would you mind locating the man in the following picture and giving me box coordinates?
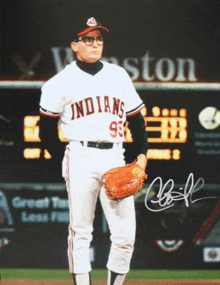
[39,17,148,285]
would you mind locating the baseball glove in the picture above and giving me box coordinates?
[102,161,146,200]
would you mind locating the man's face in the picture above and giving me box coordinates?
[71,29,104,63]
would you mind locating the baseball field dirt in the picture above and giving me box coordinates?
[1,280,220,285]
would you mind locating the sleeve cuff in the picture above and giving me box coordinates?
[126,103,145,117]
[40,106,62,118]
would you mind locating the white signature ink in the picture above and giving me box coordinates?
[145,173,217,212]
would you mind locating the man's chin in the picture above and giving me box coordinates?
[88,55,101,63]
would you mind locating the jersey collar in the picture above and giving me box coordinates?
[76,59,103,76]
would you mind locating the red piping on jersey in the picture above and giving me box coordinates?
[126,105,145,117]
[39,110,61,118]
[65,146,75,273]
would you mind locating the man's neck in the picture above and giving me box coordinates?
[76,58,103,75]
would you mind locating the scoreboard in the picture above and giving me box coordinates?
[23,106,187,160]
[1,83,220,186]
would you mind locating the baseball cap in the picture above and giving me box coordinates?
[74,17,109,40]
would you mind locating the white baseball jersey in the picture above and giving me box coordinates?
[40,60,144,142]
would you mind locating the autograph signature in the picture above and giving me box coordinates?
[145,173,217,212]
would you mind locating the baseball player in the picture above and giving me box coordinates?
[39,17,148,285]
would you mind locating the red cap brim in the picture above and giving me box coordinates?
[77,26,109,36]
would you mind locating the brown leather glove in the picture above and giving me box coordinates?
[102,161,147,200]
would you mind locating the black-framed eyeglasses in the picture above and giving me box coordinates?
[78,36,104,46]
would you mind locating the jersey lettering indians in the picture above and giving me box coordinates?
[70,96,124,120]
[40,61,144,142]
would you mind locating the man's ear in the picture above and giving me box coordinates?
[71,41,78,52]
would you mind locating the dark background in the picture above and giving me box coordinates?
[1,0,220,81]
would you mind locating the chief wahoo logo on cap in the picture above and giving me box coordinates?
[87,17,97,27]
[77,17,109,37]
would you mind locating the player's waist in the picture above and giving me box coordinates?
[71,140,122,150]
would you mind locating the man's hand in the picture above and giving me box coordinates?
[136,154,147,171]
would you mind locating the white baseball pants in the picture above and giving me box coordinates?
[63,141,136,274]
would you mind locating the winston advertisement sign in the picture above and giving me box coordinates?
[1,0,220,82]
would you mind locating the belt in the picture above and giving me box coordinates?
[80,141,117,149]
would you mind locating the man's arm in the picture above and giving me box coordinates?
[39,114,66,161]
[126,112,148,170]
